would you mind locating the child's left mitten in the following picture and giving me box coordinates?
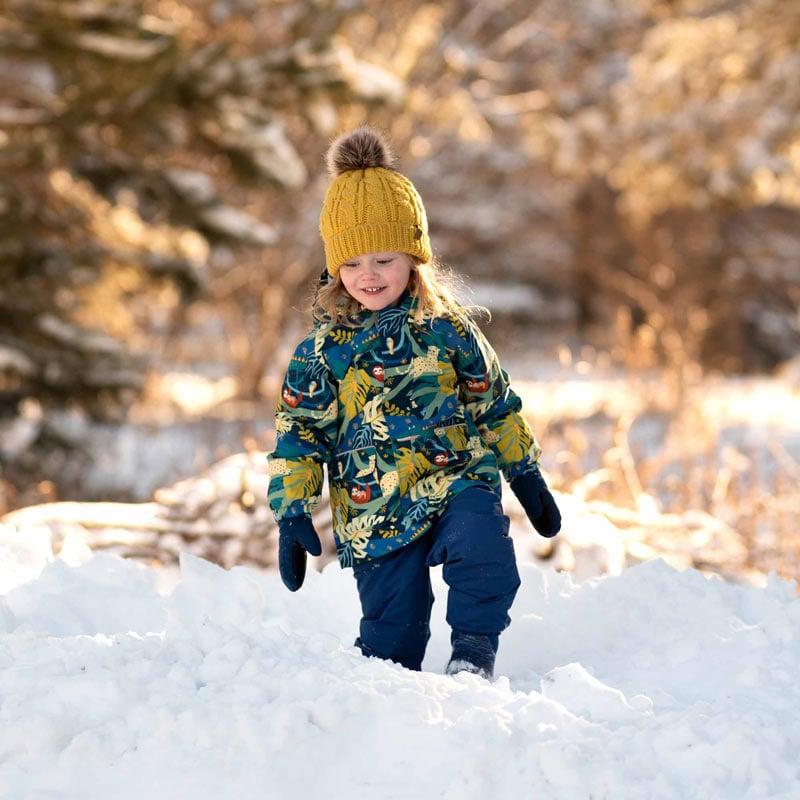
[277,516,322,591]
[510,468,561,538]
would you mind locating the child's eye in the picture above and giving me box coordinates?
[343,262,358,269]
[377,259,394,265]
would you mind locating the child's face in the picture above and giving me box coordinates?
[338,252,412,311]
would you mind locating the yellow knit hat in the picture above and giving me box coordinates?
[319,126,432,276]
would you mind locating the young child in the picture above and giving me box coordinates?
[267,126,561,679]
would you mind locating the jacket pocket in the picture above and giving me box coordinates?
[427,422,473,470]
[331,446,384,509]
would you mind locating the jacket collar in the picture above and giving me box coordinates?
[376,291,415,319]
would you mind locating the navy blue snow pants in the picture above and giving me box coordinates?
[352,483,521,671]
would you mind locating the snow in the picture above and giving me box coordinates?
[1,520,799,799]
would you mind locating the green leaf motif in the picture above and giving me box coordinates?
[395,446,431,494]
[282,457,321,503]
[339,364,371,420]
[331,329,356,345]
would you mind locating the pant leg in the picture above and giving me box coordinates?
[426,483,521,639]
[353,535,434,671]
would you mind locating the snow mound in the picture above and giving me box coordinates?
[1,525,799,799]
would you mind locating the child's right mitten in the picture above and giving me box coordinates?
[510,468,562,538]
[277,516,322,591]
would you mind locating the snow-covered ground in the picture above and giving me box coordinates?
[1,521,799,799]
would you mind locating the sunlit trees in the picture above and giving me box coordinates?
[422,0,800,371]
[4,0,798,412]
[0,0,405,415]
[2,0,799,524]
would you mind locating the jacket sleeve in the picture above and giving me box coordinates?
[436,315,542,482]
[267,329,338,521]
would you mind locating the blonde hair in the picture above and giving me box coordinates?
[312,256,488,328]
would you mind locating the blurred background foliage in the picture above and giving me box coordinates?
[1,0,799,577]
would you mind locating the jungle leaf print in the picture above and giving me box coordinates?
[298,428,318,444]
[282,457,321,503]
[411,381,449,416]
[437,359,457,394]
[339,364,371,419]
[407,498,430,524]
[349,530,372,560]
[275,412,293,434]
[369,411,390,442]
[305,352,329,381]
[352,427,374,450]
[395,446,431,494]
[383,400,406,417]
[330,484,350,521]
[377,306,408,339]
[409,472,449,503]
[449,315,467,342]
[361,395,383,425]
[491,414,530,466]
[338,540,354,568]
[330,328,355,345]
[438,423,469,452]
[313,327,328,356]
[341,513,386,559]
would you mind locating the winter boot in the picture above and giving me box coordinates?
[445,632,496,680]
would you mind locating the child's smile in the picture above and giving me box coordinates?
[339,252,412,311]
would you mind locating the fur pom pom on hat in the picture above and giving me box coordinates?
[326,126,397,176]
[319,126,432,275]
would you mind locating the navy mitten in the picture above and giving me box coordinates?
[510,468,562,538]
[277,516,322,591]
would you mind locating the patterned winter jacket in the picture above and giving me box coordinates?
[267,293,542,568]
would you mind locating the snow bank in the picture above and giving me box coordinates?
[1,524,798,799]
